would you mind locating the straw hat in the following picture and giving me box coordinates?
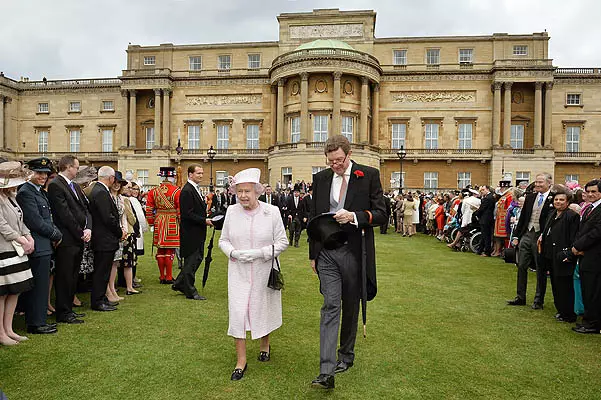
[0,161,28,189]
[73,166,98,185]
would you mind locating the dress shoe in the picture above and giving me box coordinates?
[126,290,141,295]
[555,315,577,323]
[27,325,58,334]
[105,300,119,307]
[231,364,247,381]
[572,325,600,334]
[57,315,84,324]
[187,294,207,301]
[311,374,335,389]
[171,284,184,293]
[506,298,526,306]
[132,282,143,289]
[531,303,544,310]
[46,323,57,329]
[92,304,117,312]
[70,311,86,318]
[160,279,166,284]
[163,279,174,284]
[334,360,353,374]
[258,346,271,362]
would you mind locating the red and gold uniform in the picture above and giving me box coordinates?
[494,187,513,242]
[146,168,181,283]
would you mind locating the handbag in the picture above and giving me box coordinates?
[267,244,284,291]
[11,240,25,257]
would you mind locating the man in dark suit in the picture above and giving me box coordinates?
[473,185,495,256]
[88,166,124,312]
[309,135,387,389]
[507,173,554,309]
[258,184,279,207]
[172,164,213,300]
[17,157,62,334]
[571,179,601,334]
[279,188,290,230]
[300,185,314,233]
[380,193,391,234]
[47,155,92,324]
[287,188,303,247]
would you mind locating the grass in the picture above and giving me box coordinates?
[1,231,601,399]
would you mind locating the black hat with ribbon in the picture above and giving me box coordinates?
[307,212,348,250]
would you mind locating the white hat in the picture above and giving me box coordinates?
[0,161,27,189]
[228,168,264,195]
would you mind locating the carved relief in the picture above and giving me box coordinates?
[382,74,490,82]
[343,80,354,95]
[315,79,328,93]
[291,81,300,96]
[512,91,524,104]
[289,24,363,39]
[174,78,270,87]
[185,94,262,107]
[391,91,476,103]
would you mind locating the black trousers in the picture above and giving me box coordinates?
[23,255,51,327]
[380,215,390,234]
[174,247,204,298]
[478,223,493,255]
[91,250,116,308]
[289,217,302,245]
[54,245,83,320]
[549,264,576,320]
[580,269,601,329]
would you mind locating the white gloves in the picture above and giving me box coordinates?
[230,249,264,263]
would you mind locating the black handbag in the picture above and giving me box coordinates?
[268,244,284,291]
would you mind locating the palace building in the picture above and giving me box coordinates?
[1,8,600,191]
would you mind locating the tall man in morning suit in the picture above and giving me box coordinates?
[287,188,303,247]
[172,164,213,300]
[47,155,92,324]
[309,135,387,389]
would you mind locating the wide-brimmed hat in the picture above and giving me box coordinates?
[228,168,264,195]
[73,166,97,185]
[0,161,28,189]
[307,212,348,250]
[114,170,127,184]
[26,157,53,173]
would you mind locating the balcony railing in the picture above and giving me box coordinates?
[512,148,535,155]
[493,59,554,68]
[555,68,601,75]
[380,148,487,155]
[271,48,381,68]
[555,151,601,157]
[21,151,118,160]
[179,148,268,156]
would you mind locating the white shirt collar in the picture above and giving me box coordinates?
[97,181,110,192]
[59,173,72,186]
[335,161,353,178]
[187,179,199,190]
[591,198,601,209]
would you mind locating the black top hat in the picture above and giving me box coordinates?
[27,157,53,173]
[210,213,225,230]
[114,170,127,184]
[158,166,176,178]
[307,212,348,250]
[499,180,512,188]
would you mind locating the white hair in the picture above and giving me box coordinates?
[97,166,115,179]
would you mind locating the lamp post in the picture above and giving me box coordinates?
[207,145,217,190]
[397,145,407,194]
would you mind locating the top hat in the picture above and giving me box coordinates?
[0,161,28,189]
[499,180,512,188]
[27,157,53,173]
[158,166,176,178]
[210,213,225,230]
[114,170,127,184]
[307,212,348,250]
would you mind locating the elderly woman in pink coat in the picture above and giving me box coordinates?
[218,168,288,381]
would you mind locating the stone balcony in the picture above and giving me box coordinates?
[169,148,269,162]
[21,151,119,162]
[379,148,492,162]
[554,151,601,164]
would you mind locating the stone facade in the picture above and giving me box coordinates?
[1,8,601,191]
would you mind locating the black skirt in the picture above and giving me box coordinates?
[0,250,33,296]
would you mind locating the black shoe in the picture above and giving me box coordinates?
[556,315,577,323]
[506,298,526,306]
[231,364,247,381]
[46,323,57,329]
[294,243,299,248]
[160,279,166,284]
[27,325,58,334]
[334,361,353,374]
[311,374,335,389]
[70,312,86,318]
[126,290,141,295]
[258,346,271,362]
[56,315,84,324]
[92,304,117,312]
[187,294,207,300]
[105,300,119,307]
[572,325,600,334]
[171,284,184,293]
[163,279,174,284]
[531,303,544,310]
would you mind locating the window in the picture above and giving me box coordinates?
[313,115,328,142]
[218,55,231,70]
[282,167,292,186]
[312,166,326,175]
[291,116,300,143]
[565,174,579,183]
[189,56,202,71]
[38,131,48,152]
[143,56,156,65]
[188,125,200,150]
[424,172,438,189]
[341,116,353,142]
[246,124,259,149]
[137,169,149,186]
[393,50,407,65]
[391,172,405,189]
[458,172,471,189]
[145,127,155,149]
[458,123,473,149]
[38,103,49,113]
[216,171,227,187]
[102,129,113,152]
[566,126,580,152]
[248,54,260,69]
[69,129,80,152]
[516,171,530,185]
[426,49,440,65]
[102,100,114,111]
[513,45,528,56]
[510,124,524,149]
[391,123,406,149]
[425,123,439,149]
[566,93,581,105]
[69,101,81,112]
[459,49,473,63]
[217,125,229,149]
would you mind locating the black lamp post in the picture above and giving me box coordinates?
[207,145,217,190]
[175,138,183,155]
[397,145,407,194]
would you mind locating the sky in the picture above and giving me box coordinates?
[1,0,599,80]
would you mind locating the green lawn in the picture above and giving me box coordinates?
[2,231,601,400]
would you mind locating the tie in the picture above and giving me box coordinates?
[537,193,544,207]
[583,205,593,220]
[69,182,79,199]
[339,174,348,203]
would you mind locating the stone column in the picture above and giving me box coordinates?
[534,82,543,148]
[121,90,129,148]
[162,89,171,149]
[276,79,285,144]
[544,82,553,148]
[128,90,137,147]
[270,86,277,146]
[300,72,309,142]
[0,95,5,150]
[502,82,513,148]
[491,82,502,148]
[332,71,342,137]
[154,89,162,148]
[371,83,380,145]
[360,77,369,144]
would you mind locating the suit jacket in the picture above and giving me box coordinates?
[179,182,208,258]
[0,194,31,253]
[309,162,387,301]
[513,191,555,239]
[16,182,62,257]
[287,195,303,220]
[540,209,580,276]
[258,193,279,207]
[573,204,601,272]
[88,182,122,252]
[300,194,313,223]
[47,175,92,247]
[474,192,495,226]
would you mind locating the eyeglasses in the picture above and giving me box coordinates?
[326,154,348,166]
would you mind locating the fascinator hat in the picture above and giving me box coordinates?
[227,168,265,195]
[0,161,28,189]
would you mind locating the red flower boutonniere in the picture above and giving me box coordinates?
[354,170,364,178]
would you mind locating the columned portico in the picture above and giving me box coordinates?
[371,83,379,145]
[544,82,553,148]
[491,82,502,148]
[360,77,369,144]
[154,89,162,148]
[332,71,342,137]
[276,79,285,143]
[300,72,309,142]
[162,89,171,149]
[128,90,137,147]
[502,82,513,148]
[534,82,543,148]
